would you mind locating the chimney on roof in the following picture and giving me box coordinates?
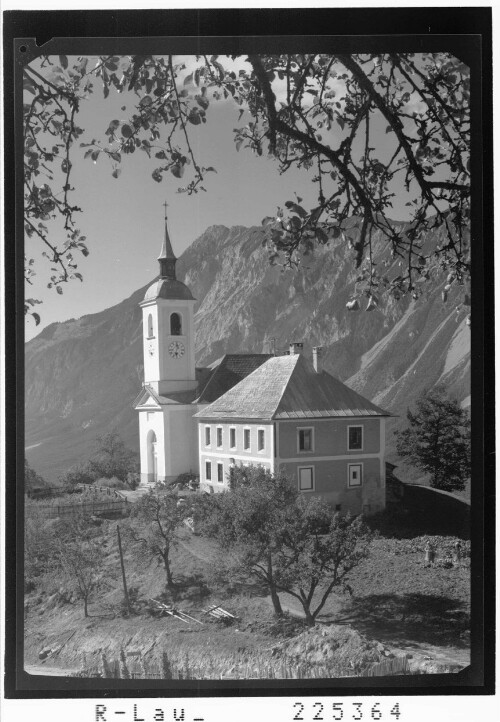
[289,342,304,356]
[312,346,323,373]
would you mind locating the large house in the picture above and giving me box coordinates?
[134,212,391,515]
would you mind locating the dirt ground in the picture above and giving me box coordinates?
[24,524,470,678]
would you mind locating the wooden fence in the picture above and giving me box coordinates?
[362,655,410,677]
[77,649,414,680]
[26,485,78,500]
[33,498,130,519]
[77,484,127,500]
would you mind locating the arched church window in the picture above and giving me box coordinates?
[170,312,182,336]
[147,314,154,338]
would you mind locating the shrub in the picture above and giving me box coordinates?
[91,431,139,482]
[25,459,49,494]
[126,471,141,490]
[94,476,128,490]
[58,461,97,487]
[171,472,199,490]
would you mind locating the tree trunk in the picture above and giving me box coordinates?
[269,582,284,617]
[301,605,316,627]
[297,594,316,626]
[164,555,174,587]
[117,524,131,616]
[267,553,283,617]
[83,595,88,618]
[432,422,441,488]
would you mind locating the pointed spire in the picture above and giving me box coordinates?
[158,201,177,279]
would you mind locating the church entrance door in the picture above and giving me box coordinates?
[147,430,158,484]
[152,441,158,483]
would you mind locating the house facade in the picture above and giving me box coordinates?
[134,211,391,514]
[275,416,386,514]
[194,351,390,515]
[198,421,274,487]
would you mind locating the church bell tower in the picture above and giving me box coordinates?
[134,205,199,486]
[140,203,197,396]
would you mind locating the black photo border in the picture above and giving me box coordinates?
[2,6,494,699]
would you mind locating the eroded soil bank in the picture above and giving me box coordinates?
[25,531,470,679]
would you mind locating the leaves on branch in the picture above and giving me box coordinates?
[24,52,471,320]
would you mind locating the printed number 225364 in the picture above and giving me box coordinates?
[292,702,402,721]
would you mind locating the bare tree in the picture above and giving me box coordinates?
[55,514,106,617]
[126,491,189,587]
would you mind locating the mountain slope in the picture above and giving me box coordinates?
[25,223,470,481]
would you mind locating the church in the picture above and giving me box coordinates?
[133,212,390,515]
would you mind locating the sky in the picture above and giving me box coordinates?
[25,53,425,340]
[24,56,315,339]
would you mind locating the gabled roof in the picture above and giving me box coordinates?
[195,365,215,395]
[194,354,391,420]
[195,353,272,404]
[133,384,198,409]
[133,357,270,410]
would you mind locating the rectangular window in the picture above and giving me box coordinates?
[244,428,251,451]
[205,461,212,481]
[205,426,211,447]
[298,428,313,452]
[229,427,236,449]
[298,466,314,492]
[348,426,363,450]
[258,429,265,452]
[335,504,342,512]
[348,463,363,487]
[217,463,224,483]
[216,427,223,448]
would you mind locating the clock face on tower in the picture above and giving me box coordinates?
[168,341,185,358]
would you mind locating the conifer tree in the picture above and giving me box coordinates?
[395,385,470,491]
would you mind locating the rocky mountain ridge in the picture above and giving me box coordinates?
[25,222,470,481]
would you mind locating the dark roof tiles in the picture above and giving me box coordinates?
[195,353,272,403]
[195,354,390,420]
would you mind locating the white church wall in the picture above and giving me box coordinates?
[140,299,197,395]
[141,303,161,387]
[157,299,197,394]
[162,405,199,480]
[138,409,165,484]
